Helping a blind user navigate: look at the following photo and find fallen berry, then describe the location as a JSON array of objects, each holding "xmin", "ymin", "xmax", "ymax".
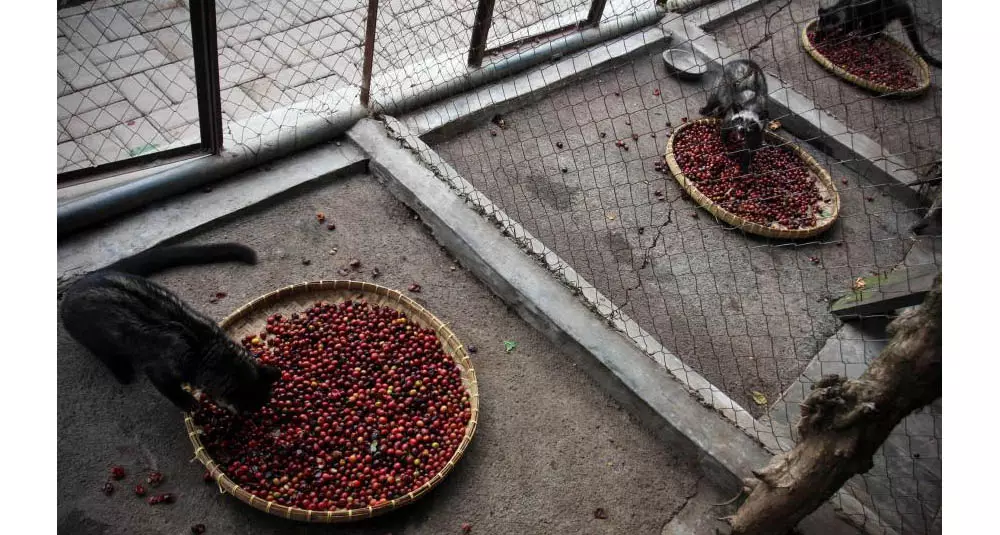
[
  {"xmin": 302, "ymin": 259, "xmax": 311, "ymax": 266},
  {"xmin": 135, "ymin": 484, "xmax": 146, "ymax": 496},
  {"xmin": 467, "ymin": 345, "xmax": 478, "ymax": 354},
  {"xmin": 349, "ymin": 259, "xmax": 362, "ymax": 269},
  {"xmin": 681, "ymin": 117, "xmax": 688, "ymax": 122},
  {"xmin": 653, "ymin": 88, "xmax": 661, "ymax": 96},
  {"xmin": 102, "ymin": 482, "xmax": 114, "ymax": 496},
  {"xmin": 408, "ymin": 283, "xmax": 422, "ymax": 293},
  {"xmin": 631, "ymin": 133, "xmax": 639, "ymax": 141},
  {"xmin": 203, "ymin": 471, "xmax": 214, "ymax": 483},
  {"xmin": 600, "ymin": 132, "xmax": 607, "ymax": 138},
  {"xmin": 561, "ymin": 167, "xmax": 568, "ymax": 173},
  {"xmin": 555, "ymin": 141, "xmax": 564, "ymax": 149},
  {"xmin": 490, "ymin": 131, "xmax": 497, "ymax": 137},
  {"xmin": 147, "ymin": 471, "xmax": 164, "ymax": 487},
  {"xmin": 327, "ymin": 223, "xmax": 336, "ymax": 231},
  {"xmin": 594, "ymin": 507, "xmax": 608, "ymax": 519},
  {"xmin": 215, "ymin": 292, "xmax": 227, "ymax": 300},
  {"xmin": 842, "ymin": 178, "xmax": 849, "ymax": 185},
  {"xmin": 316, "ymin": 213, "xmax": 326, "ymax": 223},
  {"xmin": 371, "ymin": 267, "xmax": 381, "ymax": 279},
  {"xmin": 111, "ymin": 466, "xmax": 126, "ymax": 480},
  {"xmin": 461, "ymin": 523, "xmax": 472, "ymax": 533},
  {"xmin": 191, "ymin": 524, "xmax": 206, "ymax": 534},
  {"xmin": 866, "ymin": 196, "xmax": 875, "ymax": 202},
  {"xmin": 147, "ymin": 494, "xmax": 173, "ymax": 505}
]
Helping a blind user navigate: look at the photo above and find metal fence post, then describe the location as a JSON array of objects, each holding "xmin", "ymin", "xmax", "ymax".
[
  {"xmin": 360, "ymin": 0, "xmax": 379, "ymax": 108},
  {"xmin": 468, "ymin": 0, "xmax": 497, "ymax": 68},
  {"xmin": 584, "ymin": 0, "xmax": 608, "ymax": 28},
  {"xmin": 190, "ymin": 0, "xmax": 223, "ymax": 154}
]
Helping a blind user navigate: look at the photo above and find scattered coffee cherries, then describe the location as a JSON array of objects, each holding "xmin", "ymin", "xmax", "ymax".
[
  {"xmin": 807, "ymin": 29, "xmax": 918, "ymax": 90},
  {"xmin": 672, "ymin": 122, "xmax": 825, "ymax": 229},
  {"xmin": 110, "ymin": 466, "xmax": 126, "ymax": 481},
  {"xmin": 192, "ymin": 300, "xmax": 473, "ymax": 512}
]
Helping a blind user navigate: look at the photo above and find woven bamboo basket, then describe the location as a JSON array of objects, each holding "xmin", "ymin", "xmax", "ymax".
[
  {"xmin": 664, "ymin": 118, "xmax": 840, "ymax": 240},
  {"xmin": 183, "ymin": 280, "xmax": 479, "ymax": 523},
  {"xmin": 800, "ymin": 19, "xmax": 931, "ymax": 97}
]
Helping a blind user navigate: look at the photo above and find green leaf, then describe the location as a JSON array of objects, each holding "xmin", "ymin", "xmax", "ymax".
[
  {"xmin": 370, "ymin": 440, "xmax": 378, "ymax": 453},
  {"xmin": 503, "ymin": 340, "xmax": 517, "ymax": 353},
  {"xmin": 751, "ymin": 391, "xmax": 768, "ymax": 406},
  {"xmin": 128, "ymin": 143, "xmax": 158, "ymax": 157}
]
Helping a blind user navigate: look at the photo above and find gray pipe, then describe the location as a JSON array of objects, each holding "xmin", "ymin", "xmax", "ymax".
[{"xmin": 58, "ymin": 8, "xmax": 666, "ymax": 237}]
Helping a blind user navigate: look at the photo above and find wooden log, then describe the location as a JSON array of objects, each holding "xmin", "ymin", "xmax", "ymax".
[{"xmin": 729, "ymin": 275, "xmax": 942, "ymax": 535}]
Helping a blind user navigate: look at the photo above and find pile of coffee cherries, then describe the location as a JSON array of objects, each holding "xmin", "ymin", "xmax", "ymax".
[
  {"xmin": 807, "ymin": 28, "xmax": 918, "ymax": 90},
  {"xmin": 672, "ymin": 122, "xmax": 824, "ymax": 229},
  {"xmin": 192, "ymin": 300, "xmax": 472, "ymax": 511}
]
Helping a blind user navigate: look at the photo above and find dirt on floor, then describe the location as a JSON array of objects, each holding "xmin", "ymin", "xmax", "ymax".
[
  {"xmin": 431, "ymin": 48, "xmax": 924, "ymax": 415},
  {"xmin": 710, "ymin": 0, "xmax": 942, "ymax": 175},
  {"xmin": 57, "ymin": 172, "xmax": 702, "ymax": 535}
]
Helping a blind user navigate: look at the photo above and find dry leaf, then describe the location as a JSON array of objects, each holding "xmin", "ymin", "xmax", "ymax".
[
  {"xmin": 768, "ymin": 120, "xmax": 781, "ymax": 131},
  {"xmin": 751, "ymin": 391, "xmax": 768, "ymax": 406},
  {"xmin": 606, "ymin": 213, "xmax": 617, "ymax": 221},
  {"xmin": 853, "ymin": 277, "xmax": 867, "ymax": 291}
]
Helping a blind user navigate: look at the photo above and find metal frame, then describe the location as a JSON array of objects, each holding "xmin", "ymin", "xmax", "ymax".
[
  {"xmin": 360, "ymin": 0, "xmax": 380, "ymax": 107},
  {"xmin": 468, "ymin": 0, "xmax": 609, "ymax": 66},
  {"xmin": 190, "ymin": 0, "xmax": 224, "ymax": 154},
  {"xmin": 56, "ymin": 0, "xmax": 224, "ymax": 184}
]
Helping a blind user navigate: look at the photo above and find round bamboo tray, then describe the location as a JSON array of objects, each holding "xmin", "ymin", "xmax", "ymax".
[
  {"xmin": 183, "ymin": 280, "xmax": 479, "ymax": 523},
  {"xmin": 664, "ymin": 118, "xmax": 840, "ymax": 239},
  {"xmin": 800, "ymin": 19, "xmax": 931, "ymax": 97}
]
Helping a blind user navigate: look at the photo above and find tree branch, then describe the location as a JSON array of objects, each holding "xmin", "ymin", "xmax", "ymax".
[{"xmin": 728, "ymin": 274, "xmax": 941, "ymax": 535}]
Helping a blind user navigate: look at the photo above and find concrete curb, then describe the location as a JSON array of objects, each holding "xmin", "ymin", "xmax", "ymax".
[{"xmin": 347, "ymin": 116, "xmax": 860, "ymax": 534}]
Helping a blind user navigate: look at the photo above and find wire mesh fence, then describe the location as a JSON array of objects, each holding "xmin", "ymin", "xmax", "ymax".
[
  {"xmin": 55, "ymin": 0, "xmax": 941, "ymax": 531},
  {"xmin": 58, "ymin": 0, "xmax": 201, "ymax": 174},
  {"xmin": 414, "ymin": 0, "xmax": 941, "ymax": 532}
]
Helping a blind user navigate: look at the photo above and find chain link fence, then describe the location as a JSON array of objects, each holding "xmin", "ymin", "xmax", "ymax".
[
  {"xmin": 417, "ymin": 0, "xmax": 940, "ymax": 533},
  {"xmin": 56, "ymin": 0, "xmax": 941, "ymax": 532},
  {"xmin": 58, "ymin": 0, "xmax": 202, "ymax": 175}
]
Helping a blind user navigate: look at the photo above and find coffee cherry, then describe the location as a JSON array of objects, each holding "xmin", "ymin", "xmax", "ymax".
[{"xmin": 110, "ymin": 466, "xmax": 126, "ymax": 480}]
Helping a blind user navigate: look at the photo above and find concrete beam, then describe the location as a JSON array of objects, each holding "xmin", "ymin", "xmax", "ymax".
[{"xmin": 57, "ymin": 140, "xmax": 366, "ymax": 282}]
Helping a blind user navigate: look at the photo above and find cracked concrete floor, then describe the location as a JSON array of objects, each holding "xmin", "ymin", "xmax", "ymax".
[{"xmin": 57, "ymin": 171, "xmax": 703, "ymax": 534}]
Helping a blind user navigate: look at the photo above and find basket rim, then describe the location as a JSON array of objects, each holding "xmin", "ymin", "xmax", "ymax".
[
  {"xmin": 800, "ymin": 19, "xmax": 931, "ymax": 98},
  {"xmin": 183, "ymin": 279, "xmax": 479, "ymax": 523},
  {"xmin": 664, "ymin": 118, "xmax": 841, "ymax": 240}
]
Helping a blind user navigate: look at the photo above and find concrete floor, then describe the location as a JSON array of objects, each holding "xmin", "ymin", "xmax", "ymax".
[
  {"xmin": 431, "ymin": 49, "xmax": 924, "ymax": 415},
  {"xmin": 57, "ymin": 172, "xmax": 703, "ymax": 535},
  {"xmin": 711, "ymin": 0, "xmax": 942, "ymax": 175}
]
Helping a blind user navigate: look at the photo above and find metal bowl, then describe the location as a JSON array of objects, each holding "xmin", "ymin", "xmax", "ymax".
[{"xmin": 663, "ymin": 48, "xmax": 708, "ymax": 80}]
